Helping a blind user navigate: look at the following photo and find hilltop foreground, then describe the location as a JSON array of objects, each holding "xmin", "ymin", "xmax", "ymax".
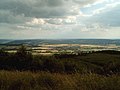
[{"xmin": 0, "ymin": 46, "xmax": 120, "ymax": 90}]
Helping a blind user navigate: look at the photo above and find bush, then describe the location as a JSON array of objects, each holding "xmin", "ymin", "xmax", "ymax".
[{"xmin": 43, "ymin": 59, "xmax": 64, "ymax": 73}]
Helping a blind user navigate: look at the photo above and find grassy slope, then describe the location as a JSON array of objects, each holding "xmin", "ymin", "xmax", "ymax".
[{"xmin": 0, "ymin": 71, "xmax": 120, "ymax": 90}]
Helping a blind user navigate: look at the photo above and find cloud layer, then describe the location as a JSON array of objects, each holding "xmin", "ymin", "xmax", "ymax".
[{"xmin": 0, "ymin": 0, "xmax": 120, "ymax": 39}]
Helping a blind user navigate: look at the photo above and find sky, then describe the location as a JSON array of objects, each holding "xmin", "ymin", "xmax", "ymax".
[{"xmin": 0, "ymin": 0, "xmax": 120, "ymax": 39}]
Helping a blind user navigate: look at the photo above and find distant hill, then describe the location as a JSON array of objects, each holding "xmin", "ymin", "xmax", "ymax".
[
  {"xmin": 0, "ymin": 39, "xmax": 120, "ymax": 45},
  {"xmin": 0, "ymin": 39, "xmax": 13, "ymax": 44}
]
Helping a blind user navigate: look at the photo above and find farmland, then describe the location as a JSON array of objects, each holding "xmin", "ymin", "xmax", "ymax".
[{"xmin": 1, "ymin": 43, "xmax": 120, "ymax": 55}]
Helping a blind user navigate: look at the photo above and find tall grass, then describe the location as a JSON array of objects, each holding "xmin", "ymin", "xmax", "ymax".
[{"xmin": 0, "ymin": 70, "xmax": 120, "ymax": 90}]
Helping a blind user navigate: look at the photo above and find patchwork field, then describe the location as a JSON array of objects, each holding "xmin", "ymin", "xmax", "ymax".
[{"xmin": 1, "ymin": 44, "xmax": 120, "ymax": 55}]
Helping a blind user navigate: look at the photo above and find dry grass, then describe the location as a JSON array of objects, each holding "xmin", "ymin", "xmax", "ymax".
[{"xmin": 0, "ymin": 71, "xmax": 120, "ymax": 90}]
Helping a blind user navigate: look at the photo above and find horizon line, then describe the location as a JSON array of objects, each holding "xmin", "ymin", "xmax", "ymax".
[{"xmin": 0, "ymin": 38, "xmax": 120, "ymax": 40}]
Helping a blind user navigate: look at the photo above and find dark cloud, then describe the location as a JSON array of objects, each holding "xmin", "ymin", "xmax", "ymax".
[
  {"xmin": 73, "ymin": 0, "xmax": 99, "ymax": 5},
  {"xmin": 0, "ymin": 0, "xmax": 99, "ymax": 21},
  {"xmin": 0, "ymin": 10, "xmax": 30, "ymax": 24}
]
